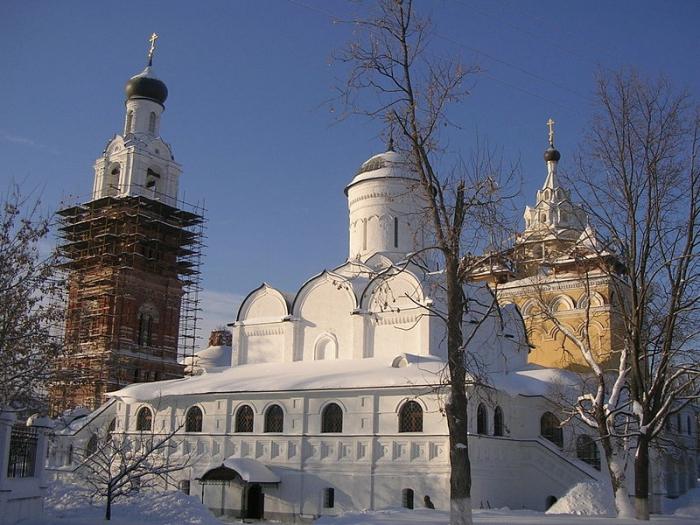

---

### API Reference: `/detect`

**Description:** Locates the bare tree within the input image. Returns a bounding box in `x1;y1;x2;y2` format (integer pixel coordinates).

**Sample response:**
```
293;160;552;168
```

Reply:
77;422;190;521
0;183;63;413
573;70;700;520
525;255;635;518
337;2;516;523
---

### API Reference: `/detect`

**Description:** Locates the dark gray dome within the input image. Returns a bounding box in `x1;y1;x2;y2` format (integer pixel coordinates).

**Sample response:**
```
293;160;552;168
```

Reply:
125;67;168;105
544;146;561;162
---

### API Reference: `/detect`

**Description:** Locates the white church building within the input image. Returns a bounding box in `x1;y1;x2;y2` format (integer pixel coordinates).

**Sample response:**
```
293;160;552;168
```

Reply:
48;50;698;522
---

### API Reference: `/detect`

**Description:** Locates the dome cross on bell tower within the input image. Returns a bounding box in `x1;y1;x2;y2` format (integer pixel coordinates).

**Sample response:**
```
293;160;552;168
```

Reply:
147;32;158;67
547;117;555;148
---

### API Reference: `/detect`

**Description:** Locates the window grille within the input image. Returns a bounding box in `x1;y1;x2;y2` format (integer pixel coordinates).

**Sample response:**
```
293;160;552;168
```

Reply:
576;435;601;470
399;401;423;433
264;405;283;433
235;405;254;432
136;407;153;431
185;406;203;432
321;403;343;433
7;425;37;478
540;411;563;447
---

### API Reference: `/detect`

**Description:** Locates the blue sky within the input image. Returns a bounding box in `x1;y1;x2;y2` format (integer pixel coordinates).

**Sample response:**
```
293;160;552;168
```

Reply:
2;0;699;341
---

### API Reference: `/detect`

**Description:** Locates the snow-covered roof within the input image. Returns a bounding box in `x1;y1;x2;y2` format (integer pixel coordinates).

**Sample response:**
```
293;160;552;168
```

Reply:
183;345;232;373
222;457;280;483
109;353;575;403
110;355;447;401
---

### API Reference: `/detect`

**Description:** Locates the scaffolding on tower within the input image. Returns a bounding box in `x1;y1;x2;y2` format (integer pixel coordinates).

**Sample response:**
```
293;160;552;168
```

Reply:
51;185;206;413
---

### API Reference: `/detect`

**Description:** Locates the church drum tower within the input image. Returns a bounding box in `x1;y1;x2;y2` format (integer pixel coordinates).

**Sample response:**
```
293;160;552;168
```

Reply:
51;36;205;414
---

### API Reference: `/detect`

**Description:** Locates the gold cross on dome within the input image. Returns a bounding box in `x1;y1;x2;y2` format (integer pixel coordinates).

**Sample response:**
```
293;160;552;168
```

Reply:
547;118;555;146
147;33;159;65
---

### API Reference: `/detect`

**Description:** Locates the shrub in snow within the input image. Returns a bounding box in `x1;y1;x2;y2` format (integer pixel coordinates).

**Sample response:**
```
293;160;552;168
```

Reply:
545;482;615;517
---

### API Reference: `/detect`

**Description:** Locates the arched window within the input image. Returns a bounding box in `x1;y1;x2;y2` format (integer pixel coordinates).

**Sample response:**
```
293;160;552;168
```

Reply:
137;313;154;346
402;488;414;509
179;480;190;495
476;403;488;435
398;400;423;433
86;435;98;456
146;168;160;191
136;407;153;431
321;403;343;433
540;412;563;447
264;404;283;433
676;413;682;433
185;406;203;432
125;110;133;134
576;435;601;470
493;406;504;436
235;405;254;432
148;112;156;133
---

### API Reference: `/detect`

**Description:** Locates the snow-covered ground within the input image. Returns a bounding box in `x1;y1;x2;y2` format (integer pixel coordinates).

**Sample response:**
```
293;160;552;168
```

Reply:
18;481;700;525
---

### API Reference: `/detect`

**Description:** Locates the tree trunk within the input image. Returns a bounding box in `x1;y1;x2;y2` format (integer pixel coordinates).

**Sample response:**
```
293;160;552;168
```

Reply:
634;435;650;520
105;485;112;521
445;258;472;525
600;436;634;518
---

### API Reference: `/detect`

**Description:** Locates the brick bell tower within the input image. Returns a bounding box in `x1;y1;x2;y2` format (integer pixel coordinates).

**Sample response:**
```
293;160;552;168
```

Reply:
51;35;205;414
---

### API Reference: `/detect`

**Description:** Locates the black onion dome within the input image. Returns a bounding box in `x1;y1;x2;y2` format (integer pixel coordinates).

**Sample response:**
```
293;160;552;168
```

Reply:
544;146;561;162
125;67;168;105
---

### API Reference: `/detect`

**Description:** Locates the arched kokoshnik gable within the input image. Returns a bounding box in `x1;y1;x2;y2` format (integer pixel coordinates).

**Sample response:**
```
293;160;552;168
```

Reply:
236;283;291;323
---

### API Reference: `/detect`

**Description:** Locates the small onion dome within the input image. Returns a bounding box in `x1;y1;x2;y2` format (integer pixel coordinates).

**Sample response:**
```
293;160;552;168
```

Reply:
125;66;168;105
544;146;561;162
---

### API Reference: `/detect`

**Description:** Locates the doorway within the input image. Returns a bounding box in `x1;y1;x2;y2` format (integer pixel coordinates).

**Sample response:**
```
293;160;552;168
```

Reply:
246;483;264;519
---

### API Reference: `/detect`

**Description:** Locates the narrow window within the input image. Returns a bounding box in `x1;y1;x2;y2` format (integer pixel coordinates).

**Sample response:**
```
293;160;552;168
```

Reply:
540;411;563;447
149;112;156;133
136;407;153;431
107;418;116;434
185;406;203;432
477;403;487;435
362;219;367;251
399;401;423;433
676;413;682;433
321;403;343;433
137;313;144;345
125;110;133;134
67;444;73;465
402;488;414;509
264;404;283;433
235;405;254;432
394;217;399;248
324;488;335;508
493;406;504;436
146;316;153;346
179;480;191;495
133;368;139;383
576;435;601;470
86;435;98;457
687;415;692;436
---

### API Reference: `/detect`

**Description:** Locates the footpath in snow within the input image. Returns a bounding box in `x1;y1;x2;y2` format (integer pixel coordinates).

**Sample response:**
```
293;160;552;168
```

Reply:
20;481;700;525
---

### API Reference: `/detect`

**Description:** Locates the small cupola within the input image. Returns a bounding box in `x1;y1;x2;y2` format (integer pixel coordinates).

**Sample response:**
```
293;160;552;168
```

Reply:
124;33;168;106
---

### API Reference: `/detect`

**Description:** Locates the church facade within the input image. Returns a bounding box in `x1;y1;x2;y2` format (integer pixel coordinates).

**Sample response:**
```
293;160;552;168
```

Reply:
48;47;698;521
